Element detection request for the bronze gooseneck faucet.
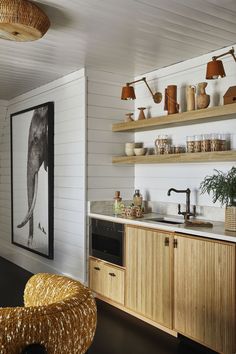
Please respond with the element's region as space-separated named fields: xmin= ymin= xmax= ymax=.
xmin=167 ymin=188 xmax=196 ymax=223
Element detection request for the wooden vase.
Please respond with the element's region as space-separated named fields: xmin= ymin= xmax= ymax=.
xmin=164 ymin=85 xmax=179 ymax=115
xmin=138 ymin=107 xmax=146 ymax=120
xmin=197 ymin=82 xmax=210 ymax=109
xmin=186 ymin=85 xmax=195 ymax=111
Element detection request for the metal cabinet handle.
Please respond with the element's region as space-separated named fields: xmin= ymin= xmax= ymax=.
xmin=164 ymin=237 xmax=169 ymax=247
xmin=174 ymin=239 xmax=178 ymax=248
xmin=94 ymin=266 xmax=100 ymax=271
xmin=109 ymin=272 xmax=116 ymax=277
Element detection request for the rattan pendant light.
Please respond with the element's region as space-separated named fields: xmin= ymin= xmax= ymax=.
xmin=0 ymin=0 xmax=50 ymax=41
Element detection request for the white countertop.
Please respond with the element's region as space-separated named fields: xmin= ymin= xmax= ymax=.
xmin=88 ymin=212 xmax=236 ymax=243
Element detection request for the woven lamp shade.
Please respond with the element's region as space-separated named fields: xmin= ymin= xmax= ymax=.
xmin=121 ymin=85 xmax=136 ymax=100
xmin=0 ymin=0 xmax=50 ymax=41
xmin=206 ymin=59 xmax=226 ymax=79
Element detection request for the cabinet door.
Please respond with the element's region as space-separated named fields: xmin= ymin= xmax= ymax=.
xmin=89 ymin=258 xmax=104 ymax=295
xmin=103 ymin=263 xmax=125 ymax=305
xmin=125 ymin=225 xmax=173 ymax=328
xmin=174 ymin=235 xmax=236 ymax=354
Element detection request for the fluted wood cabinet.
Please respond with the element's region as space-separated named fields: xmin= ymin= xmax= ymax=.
xmin=173 ymin=235 xmax=236 ymax=354
xmin=89 ymin=222 xmax=236 ymax=353
xmin=125 ymin=225 xmax=173 ymax=329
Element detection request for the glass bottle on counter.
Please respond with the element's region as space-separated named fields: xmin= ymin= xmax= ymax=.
xmin=133 ymin=189 xmax=143 ymax=208
xmin=113 ymin=191 xmax=124 ymax=216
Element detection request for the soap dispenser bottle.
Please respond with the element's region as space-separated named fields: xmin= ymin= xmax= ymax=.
xmin=133 ymin=189 xmax=143 ymax=208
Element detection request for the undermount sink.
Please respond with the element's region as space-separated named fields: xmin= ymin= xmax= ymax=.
xmin=146 ymin=217 xmax=184 ymax=225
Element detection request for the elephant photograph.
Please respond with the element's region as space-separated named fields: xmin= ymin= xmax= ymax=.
xmin=11 ymin=102 xmax=54 ymax=259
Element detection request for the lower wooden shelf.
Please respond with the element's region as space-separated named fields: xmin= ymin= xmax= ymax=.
xmin=112 ymin=150 xmax=236 ymax=164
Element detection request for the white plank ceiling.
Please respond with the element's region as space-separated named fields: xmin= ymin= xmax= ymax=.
xmin=0 ymin=0 xmax=236 ymax=99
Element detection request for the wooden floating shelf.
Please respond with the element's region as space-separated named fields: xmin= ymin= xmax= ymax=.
xmin=112 ymin=150 xmax=236 ymax=164
xmin=112 ymin=103 xmax=236 ymax=132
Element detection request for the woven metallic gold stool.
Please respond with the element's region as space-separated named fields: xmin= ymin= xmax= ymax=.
xmin=0 ymin=273 xmax=97 ymax=354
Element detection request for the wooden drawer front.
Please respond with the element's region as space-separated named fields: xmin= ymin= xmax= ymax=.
xmin=103 ymin=263 xmax=125 ymax=305
xmin=89 ymin=259 xmax=104 ymax=295
xmin=89 ymin=258 xmax=125 ymax=305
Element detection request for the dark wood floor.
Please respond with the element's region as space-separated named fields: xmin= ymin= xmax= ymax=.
xmin=0 ymin=256 xmax=217 ymax=354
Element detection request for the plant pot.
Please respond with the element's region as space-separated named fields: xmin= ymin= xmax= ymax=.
xmin=225 ymin=206 xmax=236 ymax=231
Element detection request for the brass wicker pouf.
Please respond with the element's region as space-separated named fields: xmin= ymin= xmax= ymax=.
xmin=0 ymin=273 xmax=97 ymax=354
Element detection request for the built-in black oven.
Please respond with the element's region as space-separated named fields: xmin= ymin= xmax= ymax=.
xmin=90 ymin=218 xmax=124 ymax=266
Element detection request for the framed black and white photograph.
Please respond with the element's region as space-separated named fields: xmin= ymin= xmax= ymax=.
xmin=11 ymin=102 xmax=54 ymax=259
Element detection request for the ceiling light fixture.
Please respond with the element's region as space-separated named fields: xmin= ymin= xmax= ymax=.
xmin=0 ymin=0 xmax=50 ymax=42
xmin=121 ymin=77 xmax=162 ymax=104
xmin=206 ymin=47 xmax=236 ymax=80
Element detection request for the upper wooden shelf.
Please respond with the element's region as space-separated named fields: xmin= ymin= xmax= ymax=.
xmin=112 ymin=150 xmax=236 ymax=164
xmin=112 ymin=103 xmax=236 ymax=132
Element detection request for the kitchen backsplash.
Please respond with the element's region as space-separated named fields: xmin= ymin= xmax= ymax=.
xmin=88 ymin=200 xmax=225 ymax=222
xmin=147 ymin=201 xmax=224 ymax=222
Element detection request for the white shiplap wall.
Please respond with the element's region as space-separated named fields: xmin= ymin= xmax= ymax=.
xmin=134 ymin=44 xmax=236 ymax=211
xmin=0 ymin=70 xmax=87 ymax=282
xmin=87 ymin=69 xmax=135 ymax=201
xmin=0 ymin=100 xmax=10 ymax=246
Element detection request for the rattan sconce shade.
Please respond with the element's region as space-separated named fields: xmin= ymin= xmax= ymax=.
xmin=206 ymin=60 xmax=226 ymax=79
xmin=121 ymin=85 xmax=136 ymax=100
xmin=0 ymin=0 xmax=50 ymax=41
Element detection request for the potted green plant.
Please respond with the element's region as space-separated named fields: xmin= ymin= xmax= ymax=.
xmin=200 ymin=167 xmax=236 ymax=231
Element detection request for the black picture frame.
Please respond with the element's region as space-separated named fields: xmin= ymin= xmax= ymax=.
xmin=10 ymin=102 xmax=54 ymax=259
